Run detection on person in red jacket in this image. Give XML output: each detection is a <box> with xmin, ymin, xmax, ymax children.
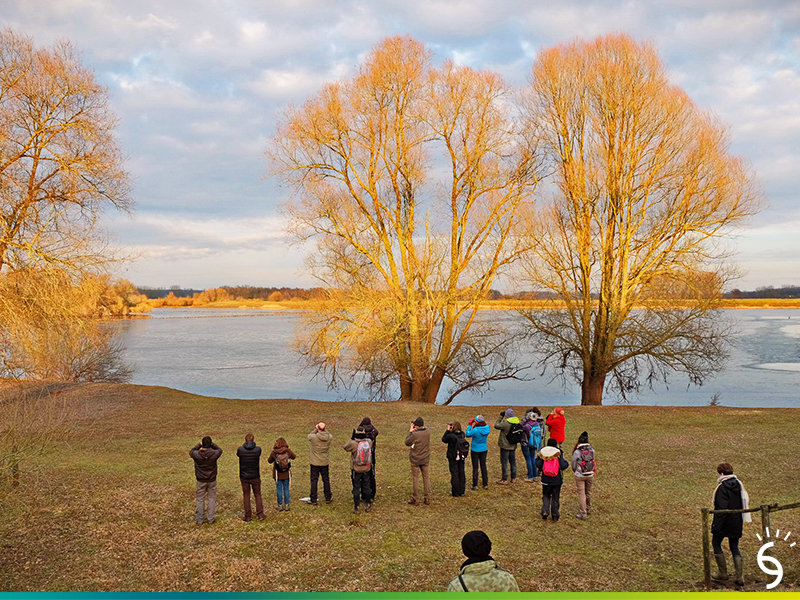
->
<box><xmin>545</xmin><ymin>407</ymin><xmax>566</xmax><ymax>447</ymax></box>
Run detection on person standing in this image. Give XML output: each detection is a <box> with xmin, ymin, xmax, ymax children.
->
<box><xmin>343</xmin><ymin>426</ymin><xmax>373</xmax><ymax>513</ymax></box>
<box><xmin>237</xmin><ymin>433</ymin><xmax>265</xmax><ymax>521</ymax></box>
<box><xmin>711</xmin><ymin>463</ymin><xmax>750</xmax><ymax>586</ymax></box>
<box><xmin>520</xmin><ymin>409</ymin><xmax>540</xmax><ymax>482</ymax></box>
<box><xmin>307</xmin><ymin>422</ymin><xmax>333</xmax><ymax>505</ymax></box>
<box><xmin>442</xmin><ymin>421</ymin><xmax>468</xmax><ymax>497</ymax></box>
<box><xmin>446</xmin><ymin>530</ymin><xmax>520</xmax><ymax>592</ymax></box>
<box><xmin>357</xmin><ymin>417</ymin><xmax>379</xmax><ymax>502</ymax></box>
<box><xmin>405</xmin><ymin>416</ymin><xmax>432</xmax><ymax>505</ymax></box>
<box><xmin>545</xmin><ymin>407</ymin><xmax>566</xmax><ymax>448</ymax></box>
<box><xmin>535</xmin><ymin>438</ymin><xmax>570</xmax><ymax>521</ymax></box>
<box><xmin>570</xmin><ymin>431</ymin><xmax>595</xmax><ymax>520</ymax></box>
<box><xmin>466</xmin><ymin>415</ymin><xmax>490</xmax><ymax>490</ymax></box>
<box><xmin>494</xmin><ymin>409</ymin><xmax>523</xmax><ymax>484</ymax></box>
<box><xmin>190</xmin><ymin>436</ymin><xmax>223</xmax><ymax>525</ymax></box>
<box><xmin>267</xmin><ymin>437</ymin><xmax>296</xmax><ymax>511</ymax></box>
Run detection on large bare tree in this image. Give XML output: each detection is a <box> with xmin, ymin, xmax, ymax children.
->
<box><xmin>270</xmin><ymin>36</ymin><xmax>540</xmax><ymax>403</ymax></box>
<box><xmin>0</xmin><ymin>29</ymin><xmax>131</xmax><ymax>273</ymax></box>
<box><xmin>517</xmin><ymin>34</ymin><xmax>761</xmax><ymax>405</ymax></box>
<box><xmin>0</xmin><ymin>29</ymin><xmax>132</xmax><ymax>383</ymax></box>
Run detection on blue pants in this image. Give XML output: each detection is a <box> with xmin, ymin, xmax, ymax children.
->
<box><xmin>521</xmin><ymin>444</ymin><xmax>537</xmax><ymax>479</ymax></box>
<box><xmin>276</xmin><ymin>478</ymin><xmax>290</xmax><ymax>505</ymax></box>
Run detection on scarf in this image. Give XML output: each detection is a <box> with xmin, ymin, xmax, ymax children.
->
<box><xmin>713</xmin><ymin>474</ymin><xmax>751</xmax><ymax>523</ymax></box>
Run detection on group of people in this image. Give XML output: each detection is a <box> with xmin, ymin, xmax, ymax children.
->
<box><xmin>189</xmin><ymin>407</ymin><xmax>597</xmax><ymax>522</ymax></box>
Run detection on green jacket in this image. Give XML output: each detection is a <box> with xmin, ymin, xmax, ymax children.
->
<box><xmin>447</xmin><ymin>559</ymin><xmax>520</xmax><ymax>592</ymax></box>
<box><xmin>494</xmin><ymin>416</ymin><xmax>521</xmax><ymax>450</ymax></box>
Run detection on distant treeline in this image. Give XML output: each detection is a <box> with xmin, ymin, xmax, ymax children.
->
<box><xmin>725</xmin><ymin>286</ymin><xmax>800</xmax><ymax>299</ymax></box>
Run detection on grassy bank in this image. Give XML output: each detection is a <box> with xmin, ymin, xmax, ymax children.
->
<box><xmin>1</xmin><ymin>383</ymin><xmax>798</xmax><ymax>592</ymax></box>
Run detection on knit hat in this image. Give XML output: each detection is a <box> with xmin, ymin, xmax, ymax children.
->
<box><xmin>556</xmin><ymin>407</ymin><xmax>564</xmax><ymax>415</ymax></box>
<box><xmin>547</xmin><ymin>438</ymin><xmax>558</xmax><ymax>447</ymax></box>
<box><xmin>475</xmin><ymin>414</ymin><xmax>485</xmax><ymax>422</ymax></box>
<box><xmin>578</xmin><ymin>431</ymin><xmax>589</xmax><ymax>444</ymax></box>
<box><xmin>412</xmin><ymin>416</ymin><xmax>424</xmax><ymax>427</ymax></box>
<box><xmin>354</xmin><ymin>426</ymin><xmax>366</xmax><ymax>439</ymax></box>
<box><xmin>505</xmin><ymin>408</ymin><xmax>515</xmax><ymax>418</ymax></box>
<box><xmin>461</xmin><ymin>530</ymin><xmax>492</xmax><ymax>559</ymax></box>
<box><xmin>360</xmin><ymin>417</ymin><xmax>372</xmax><ymax>427</ymax></box>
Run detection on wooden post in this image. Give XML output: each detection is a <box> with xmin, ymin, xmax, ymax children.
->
<box><xmin>761</xmin><ymin>504</ymin><xmax>771</xmax><ymax>541</ymax></box>
<box><xmin>702</xmin><ymin>508</ymin><xmax>711</xmax><ymax>590</ymax></box>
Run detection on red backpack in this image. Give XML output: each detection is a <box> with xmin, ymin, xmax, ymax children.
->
<box><xmin>355</xmin><ymin>439</ymin><xmax>372</xmax><ymax>467</ymax></box>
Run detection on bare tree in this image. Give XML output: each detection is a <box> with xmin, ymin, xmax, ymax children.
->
<box><xmin>270</xmin><ymin>36</ymin><xmax>540</xmax><ymax>403</ymax></box>
<box><xmin>517</xmin><ymin>34</ymin><xmax>761</xmax><ymax>405</ymax></box>
<box><xmin>0</xmin><ymin>29</ymin><xmax>131</xmax><ymax>274</ymax></box>
<box><xmin>0</xmin><ymin>29</ymin><xmax>132</xmax><ymax>384</ymax></box>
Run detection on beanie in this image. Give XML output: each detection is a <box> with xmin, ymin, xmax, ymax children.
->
<box><xmin>461</xmin><ymin>530</ymin><xmax>492</xmax><ymax>559</ymax></box>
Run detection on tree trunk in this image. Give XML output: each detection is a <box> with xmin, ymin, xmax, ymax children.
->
<box><xmin>423</xmin><ymin>367</ymin><xmax>446</xmax><ymax>404</ymax></box>
<box><xmin>581</xmin><ymin>371</ymin><xmax>606</xmax><ymax>406</ymax></box>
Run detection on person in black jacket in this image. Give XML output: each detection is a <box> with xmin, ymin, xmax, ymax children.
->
<box><xmin>354</xmin><ymin>417</ymin><xmax>379</xmax><ymax>502</ymax></box>
<box><xmin>237</xmin><ymin>433</ymin><xmax>264</xmax><ymax>521</ymax></box>
<box><xmin>190</xmin><ymin>436</ymin><xmax>223</xmax><ymax>525</ymax></box>
<box><xmin>711</xmin><ymin>462</ymin><xmax>748</xmax><ymax>586</ymax></box>
<box><xmin>442</xmin><ymin>421</ymin><xmax>467</xmax><ymax>497</ymax></box>
<box><xmin>534</xmin><ymin>438</ymin><xmax>569</xmax><ymax>521</ymax></box>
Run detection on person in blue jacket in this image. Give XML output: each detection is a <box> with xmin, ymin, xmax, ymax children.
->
<box><xmin>534</xmin><ymin>438</ymin><xmax>570</xmax><ymax>521</ymax></box>
<box><xmin>466</xmin><ymin>415</ymin><xmax>490</xmax><ymax>490</ymax></box>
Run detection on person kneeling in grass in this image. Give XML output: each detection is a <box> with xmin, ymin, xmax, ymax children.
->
<box><xmin>447</xmin><ymin>530</ymin><xmax>519</xmax><ymax>592</ymax></box>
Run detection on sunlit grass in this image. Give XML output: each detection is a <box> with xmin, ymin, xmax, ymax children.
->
<box><xmin>0</xmin><ymin>383</ymin><xmax>798</xmax><ymax>591</ymax></box>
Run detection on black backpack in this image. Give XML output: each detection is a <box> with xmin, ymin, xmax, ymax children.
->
<box><xmin>506</xmin><ymin>422</ymin><xmax>525</xmax><ymax>445</ymax></box>
<box><xmin>456</xmin><ymin>433</ymin><xmax>470</xmax><ymax>460</ymax></box>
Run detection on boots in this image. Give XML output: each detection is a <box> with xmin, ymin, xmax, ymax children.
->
<box><xmin>733</xmin><ymin>556</ymin><xmax>744</xmax><ymax>586</ymax></box>
<box><xmin>712</xmin><ymin>553</ymin><xmax>729</xmax><ymax>581</ymax></box>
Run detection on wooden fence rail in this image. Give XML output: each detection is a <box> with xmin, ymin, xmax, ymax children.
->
<box><xmin>700</xmin><ymin>501</ymin><xmax>800</xmax><ymax>590</ymax></box>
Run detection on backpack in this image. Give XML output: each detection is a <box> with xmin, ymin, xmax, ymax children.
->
<box><xmin>275</xmin><ymin>451</ymin><xmax>291</xmax><ymax>472</ymax></box>
<box><xmin>456</xmin><ymin>433</ymin><xmax>470</xmax><ymax>460</ymax></box>
<box><xmin>577</xmin><ymin>445</ymin><xmax>596</xmax><ymax>475</ymax></box>
<box><xmin>528</xmin><ymin>424</ymin><xmax>543</xmax><ymax>450</ymax></box>
<box><xmin>506</xmin><ymin>421</ymin><xmax>525</xmax><ymax>445</ymax></box>
<box><xmin>355</xmin><ymin>439</ymin><xmax>372</xmax><ymax>467</ymax></box>
<box><xmin>542</xmin><ymin>456</ymin><xmax>560</xmax><ymax>477</ymax></box>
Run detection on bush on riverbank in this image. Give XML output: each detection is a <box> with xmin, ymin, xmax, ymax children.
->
<box><xmin>0</xmin><ymin>382</ymin><xmax>798</xmax><ymax>592</ymax></box>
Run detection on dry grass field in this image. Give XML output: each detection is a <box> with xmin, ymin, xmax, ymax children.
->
<box><xmin>1</xmin><ymin>382</ymin><xmax>798</xmax><ymax>592</ymax></box>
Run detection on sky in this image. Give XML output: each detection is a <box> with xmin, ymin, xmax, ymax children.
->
<box><xmin>2</xmin><ymin>0</ymin><xmax>799</xmax><ymax>291</ymax></box>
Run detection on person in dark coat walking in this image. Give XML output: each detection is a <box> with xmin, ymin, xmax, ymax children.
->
<box><xmin>442</xmin><ymin>421</ymin><xmax>467</xmax><ymax>497</ymax></box>
<box><xmin>711</xmin><ymin>463</ymin><xmax>750</xmax><ymax>586</ymax></box>
<box><xmin>534</xmin><ymin>438</ymin><xmax>569</xmax><ymax>521</ymax></box>
<box><xmin>356</xmin><ymin>417</ymin><xmax>379</xmax><ymax>502</ymax></box>
<box><xmin>190</xmin><ymin>436</ymin><xmax>223</xmax><ymax>524</ymax></box>
<box><xmin>237</xmin><ymin>433</ymin><xmax>265</xmax><ymax>521</ymax></box>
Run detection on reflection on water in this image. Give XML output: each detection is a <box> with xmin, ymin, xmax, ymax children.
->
<box><xmin>115</xmin><ymin>308</ymin><xmax>800</xmax><ymax>407</ymax></box>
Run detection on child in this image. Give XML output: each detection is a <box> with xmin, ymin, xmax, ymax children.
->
<box><xmin>268</xmin><ymin>437</ymin><xmax>296</xmax><ymax>511</ymax></box>
<box><xmin>535</xmin><ymin>438</ymin><xmax>569</xmax><ymax>521</ymax></box>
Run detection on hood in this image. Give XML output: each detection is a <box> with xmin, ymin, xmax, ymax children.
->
<box><xmin>273</xmin><ymin>444</ymin><xmax>289</xmax><ymax>453</ymax></box>
<box><xmin>461</xmin><ymin>559</ymin><xmax>498</xmax><ymax>576</ymax></box>
<box><xmin>507</xmin><ymin>417</ymin><xmax>520</xmax><ymax>424</ymax></box>
<box><xmin>243</xmin><ymin>440</ymin><xmax>256</xmax><ymax>450</ymax></box>
<box><xmin>539</xmin><ymin>446</ymin><xmax>561</xmax><ymax>459</ymax></box>
<box><xmin>313</xmin><ymin>430</ymin><xmax>332</xmax><ymax>441</ymax></box>
<box><xmin>197</xmin><ymin>447</ymin><xmax>217</xmax><ymax>458</ymax></box>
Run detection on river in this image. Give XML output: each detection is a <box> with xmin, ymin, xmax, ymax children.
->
<box><xmin>114</xmin><ymin>308</ymin><xmax>800</xmax><ymax>407</ymax></box>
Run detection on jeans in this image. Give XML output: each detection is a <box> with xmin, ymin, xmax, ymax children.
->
<box><xmin>310</xmin><ymin>464</ymin><xmax>332</xmax><ymax>502</ymax></box>
<box><xmin>541</xmin><ymin>483</ymin><xmax>562</xmax><ymax>520</ymax></box>
<box><xmin>276</xmin><ymin>478</ymin><xmax>290</xmax><ymax>505</ymax></box>
<box><xmin>195</xmin><ymin>480</ymin><xmax>217</xmax><ymax>524</ymax></box>
<box><xmin>351</xmin><ymin>470</ymin><xmax>372</xmax><ymax>507</ymax></box>
<box><xmin>520</xmin><ymin>444</ymin><xmax>536</xmax><ymax>479</ymax></box>
<box><xmin>575</xmin><ymin>477</ymin><xmax>593</xmax><ymax>516</ymax></box>
<box><xmin>448</xmin><ymin>458</ymin><xmax>466</xmax><ymax>496</ymax></box>
<box><xmin>471</xmin><ymin>450</ymin><xmax>488</xmax><ymax>487</ymax></box>
<box><xmin>500</xmin><ymin>447</ymin><xmax>517</xmax><ymax>481</ymax></box>
<box><xmin>240</xmin><ymin>478</ymin><xmax>264</xmax><ymax>520</ymax></box>
<box><xmin>712</xmin><ymin>534</ymin><xmax>741</xmax><ymax>557</ymax></box>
